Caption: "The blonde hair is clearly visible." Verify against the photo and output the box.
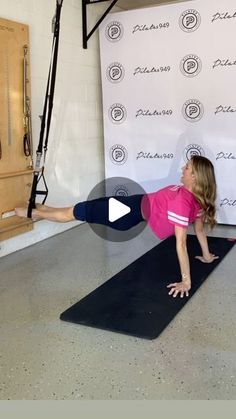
[191,155,217,228]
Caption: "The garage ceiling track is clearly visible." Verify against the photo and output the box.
[82,0,183,48]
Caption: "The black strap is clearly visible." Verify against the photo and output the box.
[23,132,31,157]
[27,0,63,218]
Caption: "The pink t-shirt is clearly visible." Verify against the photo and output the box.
[141,185,203,240]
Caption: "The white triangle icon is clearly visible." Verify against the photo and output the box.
[108,197,131,222]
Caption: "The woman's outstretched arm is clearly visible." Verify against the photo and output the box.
[15,204,75,223]
[167,225,191,298]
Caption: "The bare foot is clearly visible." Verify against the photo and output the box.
[15,207,28,218]
[15,207,40,220]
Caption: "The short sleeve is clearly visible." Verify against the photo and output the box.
[167,193,191,229]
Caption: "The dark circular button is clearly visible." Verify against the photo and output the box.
[86,177,150,242]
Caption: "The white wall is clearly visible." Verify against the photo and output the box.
[0,0,122,257]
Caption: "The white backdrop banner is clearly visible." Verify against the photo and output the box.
[99,0,236,224]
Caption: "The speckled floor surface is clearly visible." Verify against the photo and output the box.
[0,223,236,400]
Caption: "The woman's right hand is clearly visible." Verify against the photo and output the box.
[167,280,191,298]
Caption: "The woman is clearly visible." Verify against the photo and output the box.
[16,155,218,298]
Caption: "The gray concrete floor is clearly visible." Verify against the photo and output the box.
[0,222,236,400]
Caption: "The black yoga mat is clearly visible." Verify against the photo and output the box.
[60,235,235,339]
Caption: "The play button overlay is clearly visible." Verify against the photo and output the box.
[86,176,150,242]
[108,197,131,222]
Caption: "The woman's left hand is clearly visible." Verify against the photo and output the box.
[195,253,219,263]
[167,281,191,298]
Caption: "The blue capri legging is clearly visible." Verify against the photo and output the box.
[73,194,145,231]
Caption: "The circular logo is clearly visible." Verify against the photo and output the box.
[109,104,127,124]
[183,144,205,162]
[106,62,125,83]
[109,144,128,165]
[86,177,150,242]
[112,184,130,196]
[182,99,204,122]
[180,54,202,77]
[105,21,124,42]
[179,9,201,32]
